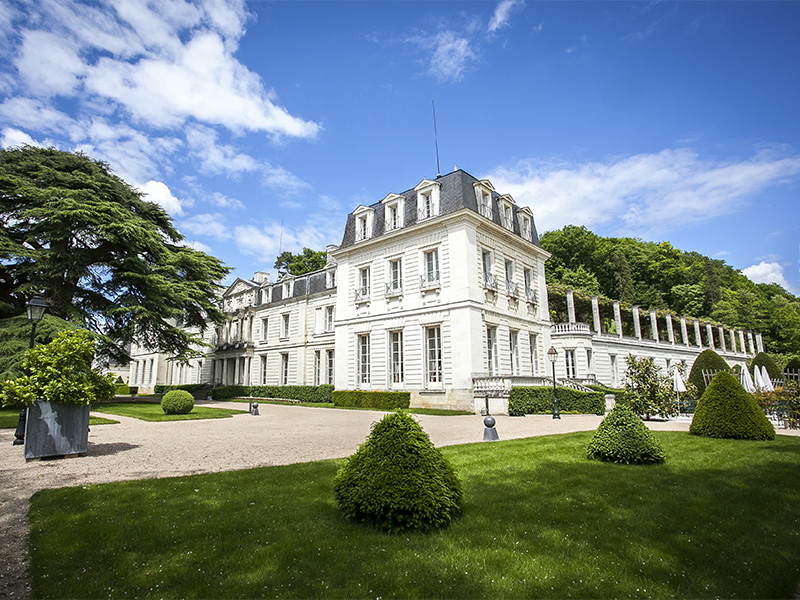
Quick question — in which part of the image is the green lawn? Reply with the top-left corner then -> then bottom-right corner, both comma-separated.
28,431 -> 800,599
92,402 -> 246,421
0,406 -> 118,428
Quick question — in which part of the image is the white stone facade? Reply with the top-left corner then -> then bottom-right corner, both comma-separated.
130,169 -> 762,412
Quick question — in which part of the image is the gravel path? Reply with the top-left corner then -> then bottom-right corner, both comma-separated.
0,402 -> 781,599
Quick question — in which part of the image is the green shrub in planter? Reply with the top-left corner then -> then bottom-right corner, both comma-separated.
690,371 -> 775,441
586,404 -> 665,464
334,410 -> 462,533
161,390 -> 194,415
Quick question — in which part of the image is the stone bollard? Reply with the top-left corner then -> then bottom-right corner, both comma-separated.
483,415 -> 499,441
251,402 -> 259,416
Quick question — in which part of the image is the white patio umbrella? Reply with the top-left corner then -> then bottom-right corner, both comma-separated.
673,368 -> 686,415
741,367 -> 756,393
753,366 -> 764,391
761,366 -> 775,392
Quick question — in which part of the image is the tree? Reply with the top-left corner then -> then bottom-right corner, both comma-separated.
0,146 -> 230,362
0,314 -> 78,381
274,248 -> 327,276
623,354 -> 676,419
560,265 -> 601,295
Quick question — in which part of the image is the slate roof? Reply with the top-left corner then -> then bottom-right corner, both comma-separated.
339,169 -> 541,249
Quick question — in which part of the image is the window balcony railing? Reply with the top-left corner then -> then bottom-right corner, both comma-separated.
355,229 -> 370,242
483,273 -> 497,290
418,206 -> 437,221
480,204 -> 493,219
501,216 -> 514,230
355,287 -> 370,303
385,282 -> 403,297
525,286 -> 537,304
420,271 -> 440,290
506,281 -> 519,297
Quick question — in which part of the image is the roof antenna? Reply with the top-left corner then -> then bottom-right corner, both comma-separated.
432,99 -> 441,177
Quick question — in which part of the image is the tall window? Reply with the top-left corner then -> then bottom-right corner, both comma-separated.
261,356 -> 268,384
565,349 -> 576,379
426,326 -> 442,383
480,192 -> 492,218
325,305 -> 335,332
281,353 -> 289,384
610,354 -> 618,387
358,335 -> 370,384
387,204 -> 399,230
326,349 -> 335,385
314,350 -> 321,386
524,267 -> 536,302
505,260 -> 517,296
261,318 -> 269,341
587,349 -> 593,375
419,193 -> 434,219
356,267 -> 370,302
387,259 -> 402,294
390,330 -> 404,384
422,249 -> 439,287
529,334 -> 539,376
281,313 -> 290,339
486,326 -> 498,375
509,330 -> 520,375
356,214 -> 369,241
482,250 -> 495,288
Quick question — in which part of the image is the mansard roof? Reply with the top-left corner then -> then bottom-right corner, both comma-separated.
338,169 -> 541,248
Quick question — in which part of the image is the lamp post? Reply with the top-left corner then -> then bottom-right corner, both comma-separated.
12,295 -> 47,446
547,346 -> 560,420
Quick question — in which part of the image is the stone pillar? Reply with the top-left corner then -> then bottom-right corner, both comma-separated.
738,330 -> 746,355
666,314 -> 675,343
747,332 -> 755,354
718,326 -> 726,352
706,324 -> 715,349
613,301 -> 623,338
632,306 -> 642,339
221,359 -> 228,385
756,333 -> 764,353
681,317 -> 689,346
591,296 -> 601,334
730,329 -> 737,353
567,290 -> 576,323
694,320 -> 703,348
650,310 -> 659,342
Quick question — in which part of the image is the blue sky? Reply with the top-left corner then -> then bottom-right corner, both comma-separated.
1,0 -> 799,294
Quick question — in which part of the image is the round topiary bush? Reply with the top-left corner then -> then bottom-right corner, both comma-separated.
334,410 -> 462,533
690,371 -> 775,441
750,352 -> 781,381
161,389 -> 194,415
688,349 -> 730,397
586,404 -> 665,464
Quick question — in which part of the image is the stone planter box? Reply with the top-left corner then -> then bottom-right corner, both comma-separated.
24,401 -> 90,460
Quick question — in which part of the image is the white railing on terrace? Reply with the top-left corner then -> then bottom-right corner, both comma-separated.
552,322 -> 592,335
473,375 -> 596,396
420,271 -> 441,289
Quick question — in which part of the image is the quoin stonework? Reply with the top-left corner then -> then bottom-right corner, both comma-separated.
129,170 -> 762,413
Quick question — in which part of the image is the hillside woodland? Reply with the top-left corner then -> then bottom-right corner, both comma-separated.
541,225 -> 800,357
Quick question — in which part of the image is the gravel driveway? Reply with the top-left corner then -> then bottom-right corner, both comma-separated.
0,402 -> 717,599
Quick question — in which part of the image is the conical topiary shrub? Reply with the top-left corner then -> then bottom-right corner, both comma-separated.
586,404 -> 665,464
750,352 -> 781,381
334,410 -> 462,533
688,349 -> 729,397
784,357 -> 800,376
690,371 -> 775,440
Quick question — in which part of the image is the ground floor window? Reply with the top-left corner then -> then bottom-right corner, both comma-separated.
358,335 -> 370,384
314,350 -> 321,386
261,356 -> 267,384
281,353 -> 289,385
426,326 -> 442,383
529,334 -> 539,376
565,349 -> 576,379
326,349 -> 335,385
390,330 -> 404,383
487,326 -> 498,375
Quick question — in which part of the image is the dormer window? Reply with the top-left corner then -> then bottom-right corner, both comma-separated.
381,193 -> 404,232
498,194 -> 515,231
474,180 -> 495,220
415,179 -> 440,221
353,205 -> 375,242
518,207 -> 534,241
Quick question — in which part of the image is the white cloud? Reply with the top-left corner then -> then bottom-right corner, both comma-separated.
179,213 -> 232,241
14,30 -> 85,97
1,127 -> 44,148
488,0 -> 523,33
0,97 -> 73,133
427,31 -> 478,83
185,124 -> 258,176
209,192 -> 245,210
261,163 -> 312,194
181,239 -> 214,254
486,149 -> 800,235
742,261 -> 791,289
139,180 -> 184,215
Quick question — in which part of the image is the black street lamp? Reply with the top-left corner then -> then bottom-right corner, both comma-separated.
547,346 -> 560,420
12,295 -> 47,446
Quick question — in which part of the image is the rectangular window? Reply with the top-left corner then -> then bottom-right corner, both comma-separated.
314,350 -> 321,386
509,330 -> 520,375
261,356 -> 267,384
610,355 -> 618,388
480,192 -> 493,219
426,326 -> 442,383
524,268 -> 536,302
356,215 -> 369,241
281,313 -> 290,339
587,349 -> 593,376
356,267 -> 370,302
529,334 -> 539,376
422,249 -> 439,287
281,353 -> 289,385
326,349 -> 335,385
325,305 -> 335,332
505,260 -> 517,296
565,349 -> 576,379
390,330 -> 404,384
358,335 -> 370,384
387,204 -> 399,230
419,193 -> 434,219
326,270 -> 336,289
487,326 -> 498,375
482,250 -> 495,288
387,259 -> 402,295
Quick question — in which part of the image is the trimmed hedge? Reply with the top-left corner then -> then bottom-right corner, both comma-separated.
688,349 -> 729,397
508,386 -> 605,416
154,384 -> 206,394
161,390 -> 194,415
115,384 -> 138,396
211,384 -> 334,403
332,390 -> 411,410
586,404 -> 666,464
690,371 -> 775,441
334,410 -> 462,532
